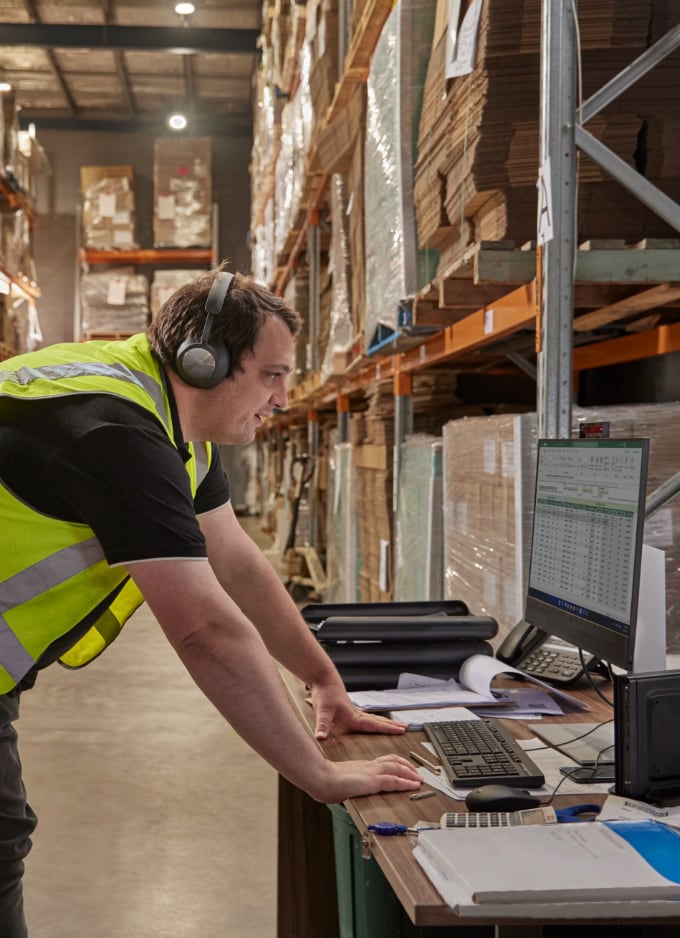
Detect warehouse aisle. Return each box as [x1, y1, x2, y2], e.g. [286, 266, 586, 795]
[19, 517, 280, 938]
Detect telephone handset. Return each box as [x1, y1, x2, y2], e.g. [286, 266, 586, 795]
[496, 620, 601, 687]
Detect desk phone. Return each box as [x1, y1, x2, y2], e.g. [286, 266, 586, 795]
[440, 806, 557, 828]
[497, 622, 599, 686]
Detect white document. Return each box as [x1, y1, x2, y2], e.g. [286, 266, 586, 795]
[348, 654, 589, 713]
[474, 686, 563, 719]
[414, 820, 680, 908]
[599, 794, 680, 830]
[348, 681, 503, 712]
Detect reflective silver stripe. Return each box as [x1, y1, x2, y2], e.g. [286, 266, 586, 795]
[0, 538, 105, 613]
[194, 442, 210, 486]
[0, 613, 35, 681]
[0, 538, 107, 683]
[0, 362, 168, 430]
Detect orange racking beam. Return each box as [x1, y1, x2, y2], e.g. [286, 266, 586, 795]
[572, 323, 680, 372]
[82, 248, 214, 266]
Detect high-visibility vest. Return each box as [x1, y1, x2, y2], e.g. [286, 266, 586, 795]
[0, 334, 211, 692]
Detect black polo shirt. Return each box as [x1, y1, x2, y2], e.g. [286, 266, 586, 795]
[0, 381, 230, 672]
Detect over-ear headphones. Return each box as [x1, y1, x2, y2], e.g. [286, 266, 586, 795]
[174, 271, 235, 388]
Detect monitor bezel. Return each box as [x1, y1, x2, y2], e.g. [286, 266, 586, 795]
[524, 437, 650, 672]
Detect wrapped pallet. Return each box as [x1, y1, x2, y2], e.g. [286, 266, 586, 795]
[319, 174, 353, 382]
[250, 41, 283, 237]
[442, 403, 680, 653]
[395, 435, 444, 601]
[273, 39, 313, 260]
[80, 165, 137, 251]
[363, 0, 438, 352]
[442, 412, 537, 646]
[324, 441, 358, 603]
[153, 137, 212, 248]
[80, 267, 150, 336]
[283, 266, 310, 383]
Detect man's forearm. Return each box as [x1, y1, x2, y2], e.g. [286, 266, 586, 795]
[222, 544, 340, 684]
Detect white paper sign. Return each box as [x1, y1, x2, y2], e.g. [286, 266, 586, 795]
[157, 194, 176, 220]
[445, 0, 462, 76]
[107, 276, 127, 306]
[446, 0, 483, 78]
[98, 192, 116, 218]
[536, 158, 554, 244]
[113, 228, 131, 246]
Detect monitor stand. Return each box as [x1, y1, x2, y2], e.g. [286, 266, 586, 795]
[631, 544, 666, 673]
[530, 545, 667, 769]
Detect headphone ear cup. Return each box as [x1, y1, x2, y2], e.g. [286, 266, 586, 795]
[175, 339, 230, 389]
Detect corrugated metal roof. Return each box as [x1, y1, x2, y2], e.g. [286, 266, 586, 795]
[0, 0, 262, 135]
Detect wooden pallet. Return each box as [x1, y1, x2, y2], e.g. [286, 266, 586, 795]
[411, 239, 680, 332]
[82, 331, 137, 342]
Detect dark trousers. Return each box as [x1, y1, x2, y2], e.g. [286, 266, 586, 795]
[0, 684, 38, 938]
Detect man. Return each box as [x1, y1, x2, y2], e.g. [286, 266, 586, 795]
[0, 265, 421, 937]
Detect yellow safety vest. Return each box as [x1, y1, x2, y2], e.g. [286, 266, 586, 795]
[0, 334, 211, 692]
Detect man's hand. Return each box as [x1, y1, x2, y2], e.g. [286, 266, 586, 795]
[309, 754, 422, 803]
[309, 677, 409, 740]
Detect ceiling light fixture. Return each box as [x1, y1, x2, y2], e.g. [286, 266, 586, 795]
[168, 113, 188, 131]
[175, 2, 196, 14]
[0, 80, 12, 92]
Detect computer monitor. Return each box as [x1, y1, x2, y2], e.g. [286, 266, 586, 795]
[525, 438, 650, 672]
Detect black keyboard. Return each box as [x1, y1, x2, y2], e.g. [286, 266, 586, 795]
[423, 718, 545, 789]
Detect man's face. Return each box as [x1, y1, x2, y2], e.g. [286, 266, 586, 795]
[210, 314, 294, 445]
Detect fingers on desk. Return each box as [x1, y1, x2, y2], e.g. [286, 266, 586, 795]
[372, 754, 423, 789]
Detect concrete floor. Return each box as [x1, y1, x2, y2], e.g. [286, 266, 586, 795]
[19, 517, 279, 938]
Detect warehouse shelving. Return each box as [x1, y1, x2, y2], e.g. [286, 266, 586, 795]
[271, 0, 394, 297]
[74, 205, 218, 340]
[0, 174, 35, 226]
[267, 5, 680, 432]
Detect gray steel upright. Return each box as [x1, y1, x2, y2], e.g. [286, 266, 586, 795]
[537, 0, 577, 440]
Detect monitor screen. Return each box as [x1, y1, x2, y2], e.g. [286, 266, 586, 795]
[525, 438, 649, 671]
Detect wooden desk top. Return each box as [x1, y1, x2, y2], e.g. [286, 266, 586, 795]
[279, 670, 680, 927]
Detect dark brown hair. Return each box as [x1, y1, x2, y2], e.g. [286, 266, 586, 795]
[147, 263, 302, 374]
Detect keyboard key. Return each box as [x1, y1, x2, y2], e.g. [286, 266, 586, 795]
[424, 719, 545, 789]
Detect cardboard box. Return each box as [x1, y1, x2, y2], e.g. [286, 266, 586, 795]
[80, 165, 137, 251]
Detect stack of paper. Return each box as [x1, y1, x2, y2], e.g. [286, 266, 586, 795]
[413, 820, 680, 918]
[348, 654, 589, 717]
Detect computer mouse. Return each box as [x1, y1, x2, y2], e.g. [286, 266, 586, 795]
[464, 784, 542, 812]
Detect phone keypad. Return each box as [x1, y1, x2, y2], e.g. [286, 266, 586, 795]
[523, 648, 582, 681]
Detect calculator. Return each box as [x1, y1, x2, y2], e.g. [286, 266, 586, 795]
[440, 806, 557, 828]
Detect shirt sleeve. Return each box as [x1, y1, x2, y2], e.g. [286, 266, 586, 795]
[195, 444, 231, 516]
[0, 395, 230, 567]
